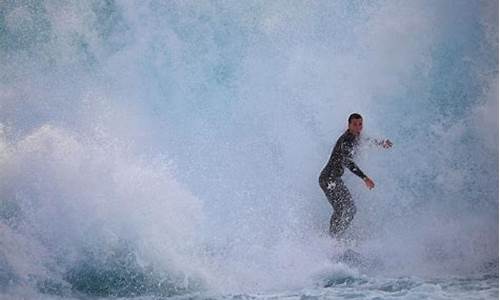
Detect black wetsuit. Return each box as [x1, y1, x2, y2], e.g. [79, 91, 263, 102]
[319, 130, 367, 237]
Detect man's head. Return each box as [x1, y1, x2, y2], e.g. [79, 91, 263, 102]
[348, 113, 363, 135]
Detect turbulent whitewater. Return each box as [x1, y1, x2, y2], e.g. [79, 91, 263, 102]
[0, 1, 498, 299]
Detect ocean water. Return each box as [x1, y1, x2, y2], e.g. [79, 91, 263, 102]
[0, 1, 498, 299]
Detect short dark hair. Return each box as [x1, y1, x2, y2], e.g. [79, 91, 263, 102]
[348, 113, 363, 124]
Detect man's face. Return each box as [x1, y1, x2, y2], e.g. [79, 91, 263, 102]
[348, 118, 363, 135]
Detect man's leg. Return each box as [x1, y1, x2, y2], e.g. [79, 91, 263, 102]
[320, 176, 338, 236]
[324, 178, 356, 238]
[330, 203, 343, 236]
[334, 179, 356, 237]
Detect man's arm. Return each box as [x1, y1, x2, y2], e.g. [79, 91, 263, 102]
[341, 140, 375, 190]
[341, 141, 367, 179]
[363, 137, 393, 149]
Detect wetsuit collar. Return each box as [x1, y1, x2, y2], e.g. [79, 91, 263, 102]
[346, 129, 357, 136]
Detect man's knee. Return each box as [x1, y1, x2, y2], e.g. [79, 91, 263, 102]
[341, 204, 356, 225]
[346, 202, 356, 217]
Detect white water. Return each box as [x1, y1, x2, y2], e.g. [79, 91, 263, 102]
[0, 1, 498, 299]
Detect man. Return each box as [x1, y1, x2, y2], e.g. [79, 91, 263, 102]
[319, 113, 392, 239]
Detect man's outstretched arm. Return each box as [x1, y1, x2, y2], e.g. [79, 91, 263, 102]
[364, 137, 393, 149]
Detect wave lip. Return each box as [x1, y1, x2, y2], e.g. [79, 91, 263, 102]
[0, 124, 206, 298]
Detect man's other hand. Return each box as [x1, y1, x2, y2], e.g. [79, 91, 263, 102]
[382, 139, 393, 149]
[364, 177, 375, 190]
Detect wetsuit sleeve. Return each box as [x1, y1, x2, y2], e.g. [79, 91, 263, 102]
[341, 141, 367, 179]
[363, 136, 387, 148]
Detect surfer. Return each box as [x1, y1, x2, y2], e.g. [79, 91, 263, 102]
[319, 113, 392, 239]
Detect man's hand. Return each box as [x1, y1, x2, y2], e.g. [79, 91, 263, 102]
[363, 177, 375, 190]
[382, 139, 393, 149]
